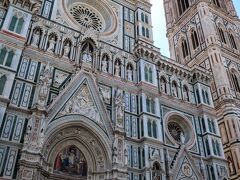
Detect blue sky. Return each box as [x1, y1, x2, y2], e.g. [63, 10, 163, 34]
[151, 0, 240, 57]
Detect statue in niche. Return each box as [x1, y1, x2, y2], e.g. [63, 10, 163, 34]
[102, 55, 108, 73]
[63, 42, 71, 58]
[31, 30, 40, 47]
[172, 82, 178, 97]
[127, 65, 133, 81]
[32, 1, 42, 14]
[54, 145, 87, 176]
[37, 64, 52, 108]
[82, 42, 93, 64]
[180, 132, 185, 144]
[113, 138, 118, 163]
[114, 60, 121, 77]
[47, 37, 56, 53]
[114, 89, 125, 127]
[23, 116, 34, 147]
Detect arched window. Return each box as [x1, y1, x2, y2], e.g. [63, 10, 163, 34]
[183, 85, 189, 101]
[231, 71, 240, 92]
[172, 81, 178, 97]
[218, 27, 226, 44]
[201, 118, 206, 132]
[196, 89, 201, 104]
[177, 0, 190, 16]
[205, 139, 210, 155]
[191, 30, 199, 50]
[141, 12, 145, 22]
[146, 97, 155, 114]
[146, 28, 150, 38]
[142, 26, 146, 37]
[205, 91, 210, 105]
[181, 39, 189, 58]
[210, 166, 216, 180]
[228, 33, 237, 49]
[160, 77, 167, 93]
[9, 15, 24, 34]
[213, 0, 221, 7]
[212, 139, 217, 155]
[202, 89, 206, 104]
[211, 120, 216, 134]
[152, 121, 157, 138]
[145, 15, 149, 24]
[144, 65, 153, 83]
[208, 118, 212, 132]
[216, 141, 221, 156]
[0, 75, 7, 95]
[148, 120, 152, 137]
[0, 48, 14, 67]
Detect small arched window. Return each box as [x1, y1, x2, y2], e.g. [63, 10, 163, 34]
[216, 141, 221, 156]
[145, 15, 149, 24]
[141, 13, 145, 22]
[0, 48, 14, 67]
[228, 33, 237, 49]
[196, 89, 201, 104]
[142, 26, 146, 37]
[181, 39, 189, 58]
[212, 139, 217, 155]
[146, 97, 155, 114]
[231, 71, 240, 92]
[0, 75, 7, 95]
[148, 120, 152, 137]
[152, 121, 157, 138]
[205, 138, 210, 155]
[144, 65, 153, 83]
[218, 27, 227, 44]
[208, 118, 212, 132]
[201, 118, 206, 132]
[177, 0, 190, 16]
[202, 89, 206, 104]
[146, 28, 150, 38]
[9, 15, 24, 34]
[191, 30, 199, 50]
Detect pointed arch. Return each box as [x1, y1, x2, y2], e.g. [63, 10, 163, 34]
[0, 74, 7, 95]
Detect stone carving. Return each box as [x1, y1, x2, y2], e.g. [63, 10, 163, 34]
[31, 30, 40, 47]
[38, 64, 53, 109]
[114, 89, 125, 128]
[62, 85, 101, 123]
[124, 143, 128, 166]
[180, 132, 186, 144]
[113, 138, 118, 164]
[47, 37, 56, 52]
[114, 62, 121, 77]
[31, 1, 42, 14]
[63, 42, 71, 57]
[102, 56, 108, 73]
[23, 116, 34, 148]
[53, 69, 69, 88]
[99, 85, 111, 104]
[38, 115, 47, 147]
[127, 68, 133, 81]
[182, 163, 192, 177]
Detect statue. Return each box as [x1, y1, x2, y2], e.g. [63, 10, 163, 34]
[115, 89, 125, 127]
[172, 85, 177, 97]
[31, 30, 40, 47]
[23, 117, 34, 146]
[63, 42, 70, 57]
[113, 138, 118, 164]
[38, 116, 47, 147]
[37, 64, 52, 109]
[115, 62, 121, 77]
[180, 132, 185, 144]
[47, 37, 56, 52]
[127, 68, 133, 81]
[82, 52, 92, 63]
[31, 1, 42, 14]
[228, 156, 234, 173]
[102, 56, 108, 73]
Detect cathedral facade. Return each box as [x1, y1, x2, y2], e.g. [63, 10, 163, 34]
[0, 0, 238, 179]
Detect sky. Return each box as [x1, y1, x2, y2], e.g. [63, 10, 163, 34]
[151, 0, 240, 57]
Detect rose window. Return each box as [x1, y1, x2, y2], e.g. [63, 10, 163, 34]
[69, 5, 103, 31]
[167, 122, 183, 142]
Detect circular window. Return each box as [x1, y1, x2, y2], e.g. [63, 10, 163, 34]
[167, 122, 184, 143]
[69, 5, 103, 31]
[165, 113, 195, 147]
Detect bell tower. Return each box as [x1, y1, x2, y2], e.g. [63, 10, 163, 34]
[164, 0, 240, 179]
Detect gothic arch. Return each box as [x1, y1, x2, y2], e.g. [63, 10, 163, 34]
[42, 115, 112, 179]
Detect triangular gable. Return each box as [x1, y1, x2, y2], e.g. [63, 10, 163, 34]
[46, 70, 113, 137]
[171, 147, 203, 180]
